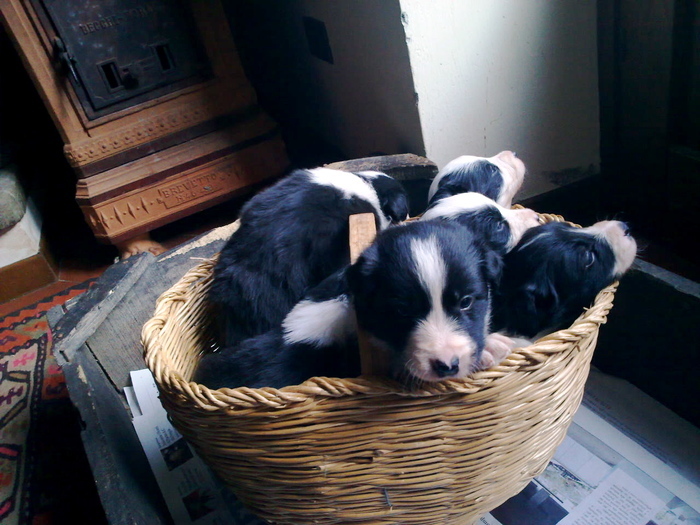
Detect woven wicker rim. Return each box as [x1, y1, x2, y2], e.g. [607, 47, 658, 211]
[142, 211, 618, 410]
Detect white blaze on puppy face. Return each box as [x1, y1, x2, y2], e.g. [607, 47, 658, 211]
[581, 220, 637, 276]
[405, 236, 477, 381]
[489, 150, 526, 208]
[282, 297, 355, 346]
[500, 206, 542, 250]
[307, 168, 389, 229]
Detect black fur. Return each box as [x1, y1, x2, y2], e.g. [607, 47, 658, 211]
[196, 221, 502, 388]
[196, 269, 359, 389]
[492, 222, 625, 339]
[209, 168, 408, 345]
[423, 198, 514, 257]
[348, 220, 502, 380]
[357, 171, 410, 223]
[429, 159, 505, 207]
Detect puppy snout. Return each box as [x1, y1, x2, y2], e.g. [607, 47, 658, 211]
[497, 150, 516, 162]
[522, 208, 542, 227]
[619, 221, 631, 236]
[431, 357, 460, 378]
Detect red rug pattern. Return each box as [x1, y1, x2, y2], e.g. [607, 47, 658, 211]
[0, 283, 105, 524]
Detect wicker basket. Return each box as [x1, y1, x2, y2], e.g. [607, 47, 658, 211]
[142, 211, 618, 525]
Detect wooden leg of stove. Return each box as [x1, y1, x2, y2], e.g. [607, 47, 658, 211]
[115, 233, 166, 260]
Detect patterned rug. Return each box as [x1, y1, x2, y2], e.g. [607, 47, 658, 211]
[0, 282, 106, 525]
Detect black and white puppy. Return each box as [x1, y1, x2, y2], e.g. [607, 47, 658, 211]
[427, 150, 526, 209]
[209, 167, 409, 345]
[196, 269, 359, 389]
[492, 220, 637, 339]
[196, 220, 516, 389]
[347, 220, 505, 382]
[421, 192, 542, 255]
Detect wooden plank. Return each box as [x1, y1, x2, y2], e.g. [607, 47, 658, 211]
[325, 153, 437, 181]
[52, 252, 156, 366]
[348, 213, 376, 264]
[47, 306, 172, 525]
[347, 214, 390, 377]
[85, 226, 232, 390]
[0, 246, 57, 303]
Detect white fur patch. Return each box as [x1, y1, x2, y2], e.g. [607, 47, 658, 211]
[356, 170, 386, 179]
[307, 168, 389, 229]
[421, 193, 540, 250]
[516, 230, 553, 254]
[581, 220, 637, 276]
[500, 207, 542, 250]
[488, 150, 526, 208]
[422, 192, 493, 220]
[406, 236, 477, 381]
[282, 297, 355, 346]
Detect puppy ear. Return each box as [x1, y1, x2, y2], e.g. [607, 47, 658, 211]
[346, 244, 379, 297]
[482, 249, 504, 286]
[524, 275, 560, 320]
[381, 193, 409, 223]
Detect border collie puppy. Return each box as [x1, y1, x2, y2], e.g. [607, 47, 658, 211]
[427, 150, 526, 208]
[209, 167, 409, 345]
[421, 192, 542, 255]
[196, 220, 521, 389]
[347, 220, 504, 382]
[196, 269, 359, 389]
[492, 220, 637, 339]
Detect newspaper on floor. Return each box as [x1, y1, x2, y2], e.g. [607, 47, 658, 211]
[125, 369, 264, 525]
[480, 368, 700, 525]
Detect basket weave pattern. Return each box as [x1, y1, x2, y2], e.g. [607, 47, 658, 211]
[142, 212, 617, 524]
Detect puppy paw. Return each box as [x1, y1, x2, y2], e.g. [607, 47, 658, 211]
[479, 333, 531, 369]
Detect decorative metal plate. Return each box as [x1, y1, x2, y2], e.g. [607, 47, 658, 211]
[36, 0, 211, 118]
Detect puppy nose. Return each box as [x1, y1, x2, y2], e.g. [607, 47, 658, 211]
[620, 221, 631, 236]
[431, 357, 460, 378]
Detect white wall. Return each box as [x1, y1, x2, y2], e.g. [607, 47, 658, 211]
[399, 0, 601, 199]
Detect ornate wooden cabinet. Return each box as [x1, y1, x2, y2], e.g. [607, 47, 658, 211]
[1, 0, 288, 253]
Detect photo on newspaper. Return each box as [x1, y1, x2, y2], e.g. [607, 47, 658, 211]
[480, 420, 700, 525]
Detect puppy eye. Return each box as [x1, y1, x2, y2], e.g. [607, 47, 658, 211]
[496, 220, 507, 231]
[584, 251, 596, 269]
[459, 295, 474, 311]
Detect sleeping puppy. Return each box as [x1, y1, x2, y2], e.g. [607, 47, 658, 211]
[427, 150, 526, 209]
[491, 220, 638, 340]
[196, 220, 518, 389]
[209, 167, 409, 346]
[196, 269, 360, 389]
[421, 192, 542, 255]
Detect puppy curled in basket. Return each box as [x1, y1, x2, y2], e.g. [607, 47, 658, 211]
[491, 219, 638, 340]
[208, 167, 409, 346]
